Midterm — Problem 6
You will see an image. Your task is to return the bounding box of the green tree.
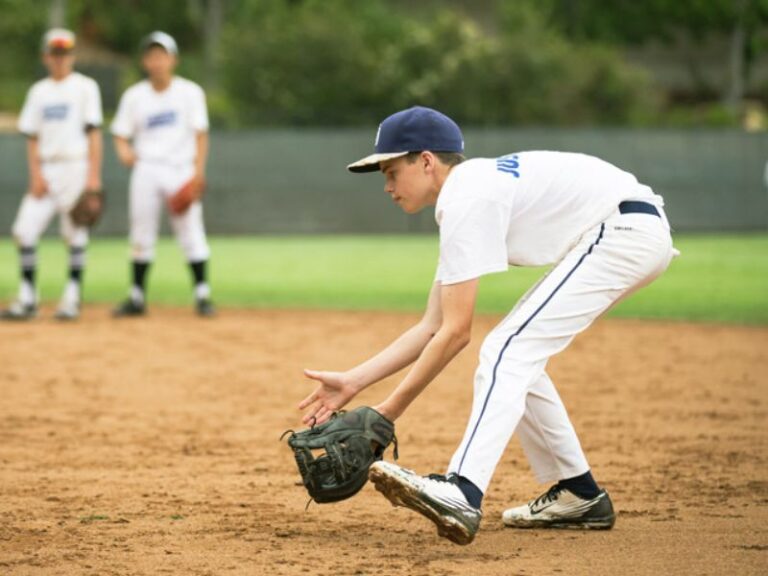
[221,0,655,126]
[545,0,768,114]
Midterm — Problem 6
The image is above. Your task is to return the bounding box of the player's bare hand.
[28,176,48,198]
[117,147,137,167]
[299,369,358,425]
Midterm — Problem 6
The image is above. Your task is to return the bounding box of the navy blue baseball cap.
[347,106,464,173]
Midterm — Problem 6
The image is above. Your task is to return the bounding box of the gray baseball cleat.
[369,461,482,545]
[196,298,215,317]
[54,300,80,321]
[112,298,146,317]
[0,301,37,321]
[502,485,615,529]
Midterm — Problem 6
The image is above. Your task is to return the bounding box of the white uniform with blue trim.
[111,77,210,262]
[12,72,102,247]
[438,152,675,492]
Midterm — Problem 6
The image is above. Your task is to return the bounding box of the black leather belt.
[619,201,660,217]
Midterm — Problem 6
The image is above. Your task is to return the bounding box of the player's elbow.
[443,324,472,350]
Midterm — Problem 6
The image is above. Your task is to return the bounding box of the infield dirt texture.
[1,307,766,575]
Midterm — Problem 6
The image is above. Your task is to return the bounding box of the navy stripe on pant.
[457,223,606,474]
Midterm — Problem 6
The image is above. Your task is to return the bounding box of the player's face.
[43,52,75,79]
[380,155,435,214]
[142,47,176,80]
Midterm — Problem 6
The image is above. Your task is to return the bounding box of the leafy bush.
[221,0,657,126]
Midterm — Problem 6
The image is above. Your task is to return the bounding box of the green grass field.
[1,233,766,324]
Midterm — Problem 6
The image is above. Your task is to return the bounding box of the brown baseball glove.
[69,189,104,227]
[168,177,205,216]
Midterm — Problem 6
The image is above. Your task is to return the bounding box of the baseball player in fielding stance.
[299,106,677,544]
[111,31,214,317]
[1,29,103,321]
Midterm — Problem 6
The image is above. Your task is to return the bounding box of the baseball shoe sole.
[196,298,216,317]
[113,298,146,317]
[54,302,80,321]
[0,302,38,321]
[502,485,615,529]
[369,461,482,545]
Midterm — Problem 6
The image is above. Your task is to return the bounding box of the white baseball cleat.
[54,299,80,321]
[0,300,38,321]
[369,461,482,545]
[502,485,616,529]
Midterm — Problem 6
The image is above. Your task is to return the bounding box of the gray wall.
[1,129,766,235]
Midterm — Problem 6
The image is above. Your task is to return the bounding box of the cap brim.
[142,41,176,55]
[347,151,409,173]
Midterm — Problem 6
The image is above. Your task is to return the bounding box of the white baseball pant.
[448,204,676,493]
[11,159,89,247]
[129,161,210,262]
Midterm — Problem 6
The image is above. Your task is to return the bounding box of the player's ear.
[422,151,436,173]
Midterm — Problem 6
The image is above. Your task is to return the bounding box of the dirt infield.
[1,307,766,576]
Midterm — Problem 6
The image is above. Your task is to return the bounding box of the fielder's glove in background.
[168,178,204,215]
[69,189,104,227]
[283,406,398,504]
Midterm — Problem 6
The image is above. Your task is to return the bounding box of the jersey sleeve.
[190,84,209,132]
[436,198,511,285]
[111,89,135,138]
[17,86,41,137]
[84,78,103,129]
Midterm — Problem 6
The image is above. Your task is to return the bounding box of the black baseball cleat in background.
[502,485,616,529]
[196,298,215,317]
[112,298,146,317]
[0,301,38,321]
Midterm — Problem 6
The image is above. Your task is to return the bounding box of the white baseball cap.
[42,28,76,54]
[141,31,178,56]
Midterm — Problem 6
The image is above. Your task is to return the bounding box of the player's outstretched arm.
[25,137,47,198]
[374,278,478,422]
[194,131,208,186]
[85,128,102,192]
[299,281,444,424]
[113,136,136,167]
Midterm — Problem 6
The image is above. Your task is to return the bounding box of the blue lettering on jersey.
[146,110,177,129]
[42,103,69,121]
[496,154,521,178]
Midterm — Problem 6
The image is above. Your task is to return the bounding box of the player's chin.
[398,200,424,215]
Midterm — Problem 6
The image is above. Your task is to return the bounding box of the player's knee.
[63,228,89,247]
[13,231,38,248]
[131,242,154,261]
[181,239,210,262]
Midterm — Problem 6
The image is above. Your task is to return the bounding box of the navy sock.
[189,260,207,285]
[69,246,85,283]
[20,246,36,286]
[457,475,483,509]
[558,470,601,499]
[132,261,150,298]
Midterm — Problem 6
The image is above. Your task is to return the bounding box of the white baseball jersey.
[435,152,676,492]
[435,151,664,284]
[111,77,208,165]
[17,72,102,162]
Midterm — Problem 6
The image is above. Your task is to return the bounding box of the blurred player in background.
[1,28,103,321]
[111,31,214,317]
